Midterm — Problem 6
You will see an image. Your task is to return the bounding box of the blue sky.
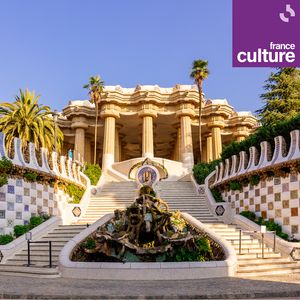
[0,0,271,114]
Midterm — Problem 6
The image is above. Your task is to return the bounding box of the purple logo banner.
[233,0,300,67]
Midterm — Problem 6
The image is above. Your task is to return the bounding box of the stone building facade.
[58,85,257,170]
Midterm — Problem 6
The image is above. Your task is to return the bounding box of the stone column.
[202,139,207,163]
[233,126,248,143]
[211,126,222,160]
[114,127,120,162]
[84,137,92,164]
[101,108,120,171]
[176,127,182,162]
[180,115,194,169]
[208,118,224,161]
[139,110,157,158]
[75,128,85,162]
[71,117,88,163]
[205,134,213,162]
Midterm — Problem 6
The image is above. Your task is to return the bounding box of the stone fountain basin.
[59,213,237,280]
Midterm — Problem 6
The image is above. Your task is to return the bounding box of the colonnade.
[71,109,248,171]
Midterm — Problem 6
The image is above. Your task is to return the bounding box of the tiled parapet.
[211,130,300,187]
[0,132,85,187]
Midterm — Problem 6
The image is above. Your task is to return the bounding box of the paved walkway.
[0,274,299,299]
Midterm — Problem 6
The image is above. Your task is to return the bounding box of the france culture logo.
[232,0,300,67]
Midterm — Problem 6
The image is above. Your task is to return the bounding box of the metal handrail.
[238,229,276,258]
[27,241,52,268]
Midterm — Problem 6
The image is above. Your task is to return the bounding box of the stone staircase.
[157,181,220,223]
[76,181,137,225]
[0,224,86,277]
[206,223,300,277]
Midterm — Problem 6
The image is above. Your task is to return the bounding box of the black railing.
[238,229,276,258]
[27,241,52,268]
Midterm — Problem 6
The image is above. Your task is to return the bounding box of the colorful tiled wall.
[221,173,300,239]
[0,178,72,234]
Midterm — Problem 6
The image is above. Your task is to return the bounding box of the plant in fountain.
[72,186,224,263]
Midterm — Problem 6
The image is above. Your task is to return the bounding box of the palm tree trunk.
[198,82,203,163]
[94,102,98,165]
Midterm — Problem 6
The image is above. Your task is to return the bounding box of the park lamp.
[25,231,32,241]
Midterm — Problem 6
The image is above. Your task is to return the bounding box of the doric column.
[84,137,92,163]
[208,118,224,160]
[202,139,207,163]
[101,107,120,171]
[233,126,249,143]
[211,126,222,160]
[205,134,213,162]
[176,127,182,162]
[139,109,157,158]
[71,117,88,163]
[176,107,195,170]
[114,127,120,162]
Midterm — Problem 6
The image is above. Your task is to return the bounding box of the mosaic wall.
[221,173,300,239]
[0,178,72,235]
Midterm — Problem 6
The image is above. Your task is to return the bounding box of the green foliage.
[29,216,43,229]
[0,174,8,187]
[193,160,221,184]
[240,211,289,240]
[0,156,13,173]
[24,171,39,182]
[249,175,260,186]
[257,68,300,126]
[82,237,96,249]
[229,181,242,191]
[65,183,85,204]
[0,88,64,153]
[13,225,29,238]
[84,164,101,185]
[240,211,256,222]
[0,234,13,245]
[139,185,156,197]
[174,237,213,262]
[210,188,224,202]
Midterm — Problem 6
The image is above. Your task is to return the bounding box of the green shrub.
[84,164,101,185]
[193,160,221,184]
[229,181,242,191]
[210,188,224,202]
[249,175,260,186]
[240,211,256,221]
[82,237,96,249]
[0,174,8,187]
[65,183,85,204]
[0,234,13,245]
[13,225,29,238]
[0,156,13,173]
[29,216,43,229]
[24,171,38,182]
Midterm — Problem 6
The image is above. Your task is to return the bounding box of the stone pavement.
[0,274,299,299]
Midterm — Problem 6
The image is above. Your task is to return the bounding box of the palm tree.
[83,75,104,165]
[190,60,209,162]
[0,88,63,154]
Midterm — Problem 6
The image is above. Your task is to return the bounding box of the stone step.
[237,262,299,272]
[0,265,60,277]
[238,257,290,265]
[237,252,282,259]
[236,268,300,277]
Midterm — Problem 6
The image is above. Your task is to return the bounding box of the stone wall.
[221,174,300,239]
[0,178,72,234]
